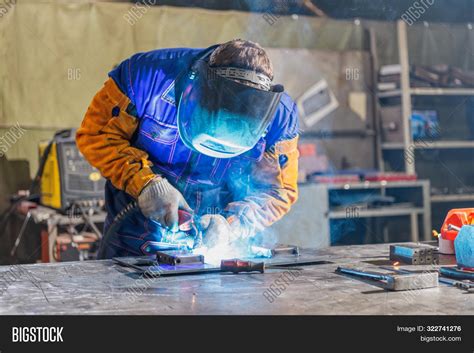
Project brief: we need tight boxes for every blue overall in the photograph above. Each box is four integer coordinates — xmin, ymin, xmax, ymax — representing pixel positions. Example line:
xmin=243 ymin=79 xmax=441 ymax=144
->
xmin=101 ymin=45 xmax=299 ymax=258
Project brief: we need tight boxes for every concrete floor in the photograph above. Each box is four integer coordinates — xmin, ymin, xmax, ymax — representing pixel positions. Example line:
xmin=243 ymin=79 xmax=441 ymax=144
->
xmin=0 ymin=243 xmax=472 ymax=315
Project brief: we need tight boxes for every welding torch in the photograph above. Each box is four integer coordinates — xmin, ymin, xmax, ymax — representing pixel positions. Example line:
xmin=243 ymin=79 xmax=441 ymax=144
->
xmin=176 ymin=209 xmax=202 ymax=249
xmin=98 ymin=204 xmax=203 ymax=258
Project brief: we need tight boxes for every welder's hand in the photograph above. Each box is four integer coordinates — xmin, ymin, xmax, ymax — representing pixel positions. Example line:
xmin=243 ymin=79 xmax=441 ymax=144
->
xmin=198 ymin=214 xmax=233 ymax=247
xmin=226 ymin=201 xmax=264 ymax=239
xmin=138 ymin=177 xmax=192 ymax=231
xmin=228 ymin=218 xmax=255 ymax=240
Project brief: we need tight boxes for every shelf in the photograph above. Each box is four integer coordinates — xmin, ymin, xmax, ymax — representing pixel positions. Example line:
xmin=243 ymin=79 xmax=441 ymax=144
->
xmin=377 ymin=89 xmax=401 ymax=98
xmin=377 ymin=87 xmax=474 ymax=98
xmin=381 ymin=142 xmax=404 ymax=149
xmin=410 ymin=87 xmax=474 ymax=96
xmin=329 ymin=206 xmax=424 ymax=219
xmin=324 ymin=180 xmax=427 ymax=190
xmin=431 ymin=194 xmax=474 ymax=203
xmin=382 ymin=141 xmax=474 ymax=150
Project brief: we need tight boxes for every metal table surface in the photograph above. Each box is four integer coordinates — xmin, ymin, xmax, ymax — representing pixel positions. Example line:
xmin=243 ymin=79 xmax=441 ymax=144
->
xmin=0 ymin=243 xmax=472 ymax=315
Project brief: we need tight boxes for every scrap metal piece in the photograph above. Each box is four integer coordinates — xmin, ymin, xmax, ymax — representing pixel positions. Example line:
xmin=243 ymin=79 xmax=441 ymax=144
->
xmin=389 ymin=244 xmax=438 ymax=265
xmin=250 ymin=245 xmax=273 ymax=258
xmin=272 ymin=244 xmax=300 ymax=256
xmin=384 ymin=266 xmax=473 ymax=292
xmin=386 ymin=272 xmax=438 ymax=291
xmin=250 ymin=244 xmax=300 ymax=258
xmin=336 ymin=266 xmax=438 ymax=291
xmin=156 ymin=250 xmax=204 ymax=266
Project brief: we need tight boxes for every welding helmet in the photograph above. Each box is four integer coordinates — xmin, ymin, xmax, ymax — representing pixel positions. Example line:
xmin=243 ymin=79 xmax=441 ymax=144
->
xmin=176 ymin=59 xmax=283 ymax=158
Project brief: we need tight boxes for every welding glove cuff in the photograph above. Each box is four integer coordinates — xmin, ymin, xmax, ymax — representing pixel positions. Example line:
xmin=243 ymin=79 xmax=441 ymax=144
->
xmin=138 ymin=177 xmax=191 ymax=231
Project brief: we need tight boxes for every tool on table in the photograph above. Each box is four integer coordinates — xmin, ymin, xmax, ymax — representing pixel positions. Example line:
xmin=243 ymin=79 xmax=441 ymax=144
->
xmin=439 ymin=267 xmax=474 ymax=281
xmin=389 ymin=244 xmax=439 ymax=265
xmin=250 ymin=244 xmax=300 ymax=258
xmin=438 ymin=276 xmax=474 ymax=291
xmin=438 ymin=267 xmax=474 ymax=291
xmin=156 ymin=250 xmax=204 ymax=266
xmin=382 ymin=267 xmax=474 ymax=291
xmin=272 ymin=244 xmax=300 ymax=256
xmin=336 ymin=266 xmax=438 ymax=291
xmin=220 ymin=259 xmax=265 ymax=274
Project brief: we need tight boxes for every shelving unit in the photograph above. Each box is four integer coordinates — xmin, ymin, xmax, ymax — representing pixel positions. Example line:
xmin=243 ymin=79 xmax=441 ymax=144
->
xmin=271 ymin=181 xmax=431 ymax=248
xmin=375 ymin=20 xmax=474 ymax=231
xmin=381 ymin=21 xmax=474 ymax=175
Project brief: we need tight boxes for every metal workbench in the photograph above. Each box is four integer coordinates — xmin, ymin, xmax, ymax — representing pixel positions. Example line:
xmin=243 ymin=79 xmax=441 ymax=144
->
xmin=0 ymin=243 xmax=471 ymax=315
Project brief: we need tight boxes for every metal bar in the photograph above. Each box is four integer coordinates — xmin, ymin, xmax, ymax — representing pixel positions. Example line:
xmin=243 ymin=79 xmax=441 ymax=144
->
xmin=10 ymin=211 xmax=32 ymax=256
xmin=422 ymin=180 xmax=432 ymax=241
xmin=410 ymin=211 xmax=419 ymax=242
xmin=369 ymin=27 xmax=384 ymax=172
xmin=397 ymin=20 xmax=415 ymax=174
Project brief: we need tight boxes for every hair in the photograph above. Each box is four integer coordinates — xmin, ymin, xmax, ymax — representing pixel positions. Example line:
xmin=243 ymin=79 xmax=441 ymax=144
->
xmin=209 ymin=39 xmax=274 ymax=82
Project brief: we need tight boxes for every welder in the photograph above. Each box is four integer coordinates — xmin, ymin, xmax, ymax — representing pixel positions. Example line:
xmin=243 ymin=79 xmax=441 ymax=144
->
xmin=76 ymin=39 xmax=299 ymax=258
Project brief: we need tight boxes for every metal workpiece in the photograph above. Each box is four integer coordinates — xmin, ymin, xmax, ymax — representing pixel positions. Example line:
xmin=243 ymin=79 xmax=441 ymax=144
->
xmin=389 ymin=244 xmax=439 ymax=265
xmin=156 ymin=251 xmax=204 ymax=266
xmin=0 ymin=243 xmax=471 ymax=315
xmin=336 ymin=266 xmax=439 ymax=291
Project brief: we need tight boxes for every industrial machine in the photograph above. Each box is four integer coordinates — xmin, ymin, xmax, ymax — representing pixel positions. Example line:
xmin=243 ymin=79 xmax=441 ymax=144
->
xmin=38 ymin=129 xmax=105 ymax=212
xmin=54 ymin=231 xmax=99 ymax=262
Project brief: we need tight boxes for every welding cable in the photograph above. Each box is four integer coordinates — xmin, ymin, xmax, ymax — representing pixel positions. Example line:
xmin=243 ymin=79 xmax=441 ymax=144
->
xmin=97 ymin=201 xmax=140 ymax=259
xmin=0 ymin=194 xmax=40 ymax=239
xmin=75 ymin=202 xmax=103 ymax=239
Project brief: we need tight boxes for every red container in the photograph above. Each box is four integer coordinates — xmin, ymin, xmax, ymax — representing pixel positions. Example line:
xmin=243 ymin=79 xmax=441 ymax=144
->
xmin=441 ymin=208 xmax=474 ymax=241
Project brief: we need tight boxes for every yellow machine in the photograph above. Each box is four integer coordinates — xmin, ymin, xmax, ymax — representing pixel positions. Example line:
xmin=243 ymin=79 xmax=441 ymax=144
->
xmin=39 ymin=142 xmax=62 ymax=209
xmin=38 ymin=129 xmax=105 ymax=211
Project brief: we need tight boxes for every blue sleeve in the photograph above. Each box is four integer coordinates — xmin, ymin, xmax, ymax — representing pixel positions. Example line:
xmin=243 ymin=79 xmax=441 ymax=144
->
xmin=108 ymin=48 xmax=201 ymax=117
xmin=265 ymin=94 xmax=300 ymax=149
xmin=108 ymin=51 xmax=169 ymax=117
xmin=108 ymin=57 xmax=134 ymax=101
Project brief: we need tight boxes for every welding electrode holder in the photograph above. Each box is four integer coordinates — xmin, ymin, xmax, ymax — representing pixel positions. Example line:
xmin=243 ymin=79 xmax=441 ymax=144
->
xmin=220 ymin=259 xmax=265 ymax=274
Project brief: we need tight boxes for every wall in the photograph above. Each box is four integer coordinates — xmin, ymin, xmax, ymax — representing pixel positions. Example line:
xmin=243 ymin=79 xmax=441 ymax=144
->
xmin=0 ymin=1 xmax=367 ymax=175
xmin=0 ymin=1 xmax=472 ymax=175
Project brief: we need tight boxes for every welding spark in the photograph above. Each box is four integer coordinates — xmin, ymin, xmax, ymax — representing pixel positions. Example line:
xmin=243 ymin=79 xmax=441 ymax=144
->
xmin=192 ymin=234 xmax=274 ymax=266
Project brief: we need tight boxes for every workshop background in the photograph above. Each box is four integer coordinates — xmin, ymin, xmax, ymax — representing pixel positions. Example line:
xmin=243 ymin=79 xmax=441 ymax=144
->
xmin=1 ymin=0 xmax=473 ymax=264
